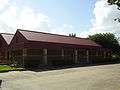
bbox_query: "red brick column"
[23,48,27,67]
[86,50,89,63]
[75,50,78,64]
[61,49,64,59]
[44,48,47,65]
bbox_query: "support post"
[23,48,27,67]
[86,50,89,63]
[75,50,78,64]
[9,50,11,65]
[96,51,98,59]
[44,48,47,65]
[104,51,106,58]
[109,51,112,58]
[96,51,98,56]
[5,51,7,64]
[61,49,64,59]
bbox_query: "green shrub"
[112,57,120,62]
[91,57,120,63]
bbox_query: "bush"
[52,59,75,66]
[91,58,120,63]
[112,57,120,62]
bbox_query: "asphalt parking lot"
[0,63,120,90]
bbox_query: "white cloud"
[51,24,74,35]
[79,0,120,38]
[63,24,73,29]
[51,28,65,35]
[18,6,50,32]
[50,24,73,35]
[0,0,74,36]
[0,0,10,11]
[0,0,51,33]
[0,0,72,36]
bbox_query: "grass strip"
[0,65,24,71]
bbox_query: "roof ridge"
[17,29,89,40]
[0,33,14,35]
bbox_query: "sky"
[0,0,120,38]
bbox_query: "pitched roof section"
[18,29,101,47]
[1,33,14,45]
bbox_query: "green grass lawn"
[0,65,24,71]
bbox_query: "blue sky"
[0,0,120,37]
[15,0,97,32]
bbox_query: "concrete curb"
[0,69,26,73]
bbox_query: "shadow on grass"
[27,61,120,72]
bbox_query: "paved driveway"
[0,63,120,90]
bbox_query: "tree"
[107,0,120,22]
[69,33,76,37]
[108,0,120,9]
[88,33,120,55]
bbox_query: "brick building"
[0,29,111,67]
[0,33,14,64]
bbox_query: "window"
[16,37,19,43]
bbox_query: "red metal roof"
[18,29,101,47]
[1,33,14,45]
